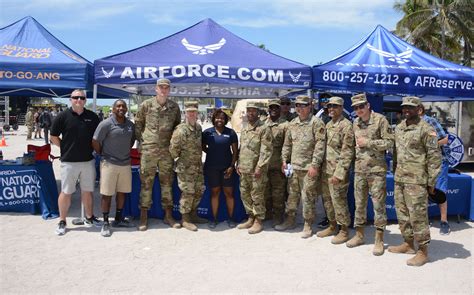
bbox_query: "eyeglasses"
[280,102,291,106]
[71,96,86,100]
[295,103,309,108]
[326,104,340,109]
[353,103,366,111]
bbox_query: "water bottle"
[284,163,293,177]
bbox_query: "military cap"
[351,93,368,107]
[295,95,311,105]
[280,97,291,103]
[184,101,198,111]
[268,99,281,107]
[328,96,344,106]
[246,101,259,109]
[156,78,171,86]
[401,96,421,107]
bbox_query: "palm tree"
[394,0,473,66]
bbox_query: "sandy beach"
[0,126,472,294]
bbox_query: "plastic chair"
[27,144,60,162]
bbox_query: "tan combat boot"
[272,211,284,228]
[190,210,208,224]
[248,218,264,234]
[316,221,337,238]
[407,245,429,266]
[181,213,198,231]
[301,219,313,239]
[164,208,181,229]
[331,225,349,244]
[372,229,385,256]
[387,239,416,254]
[346,227,365,248]
[274,215,296,231]
[138,208,148,231]
[237,216,255,229]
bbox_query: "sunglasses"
[326,104,340,109]
[280,102,291,106]
[353,103,366,111]
[71,96,86,100]
[295,103,309,108]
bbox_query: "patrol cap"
[246,101,259,109]
[184,101,198,111]
[328,96,344,106]
[295,95,311,105]
[280,97,291,105]
[268,99,281,107]
[351,93,368,107]
[401,96,421,107]
[156,78,171,86]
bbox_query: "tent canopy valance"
[312,25,474,100]
[94,18,311,98]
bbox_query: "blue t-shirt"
[202,126,238,170]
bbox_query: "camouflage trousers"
[139,150,174,210]
[264,168,287,218]
[177,171,204,214]
[321,173,350,226]
[394,182,430,246]
[354,172,387,230]
[240,172,267,220]
[26,125,33,139]
[286,170,319,221]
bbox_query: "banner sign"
[0,168,41,214]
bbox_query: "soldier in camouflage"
[388,96,441,267]
[280,97,297,122]
[317,96,354,244]
[25,107,35,140]
[263,99,288,227]
[170,101,207,231]
[346,93,393,255]
[276,95,326,239]
[236,101,273,234]
[135,78,182,231]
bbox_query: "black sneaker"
[101,222,111,237]
[208,220,218,229]
[227,219,237,228]
[112,218,135,228]
[440,221,451,235]
[317,217,329,229]
[55,220,67,235]
[84,215,103,227]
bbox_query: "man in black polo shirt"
[50,89,101,235]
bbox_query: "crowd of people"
[48,78,449,267]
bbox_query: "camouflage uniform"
[322,112,354,227]
[170,119,204,215]
[135,96,181,210]
[238,117,273,220]
[25,109,35,139]
[281,112,297,122]
[281,114,326,221]
[353,111,393,230]
[264,115,288,219]
[394,117,441,247]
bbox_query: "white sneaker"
[55,220,66,235]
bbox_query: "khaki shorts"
[60,160,96,194]
[100,160,132,196]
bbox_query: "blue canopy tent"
[0,16,130,100]
[312,25,474,100]
[94,18,311,98]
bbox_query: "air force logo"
[181,38,226,55]
[289,71,302,83]
[101,67,115,78]
[366,44,413,64]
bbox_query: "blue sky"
[1,0,402,66]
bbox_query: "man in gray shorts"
[92,99,136,237]
[50,89,101,235]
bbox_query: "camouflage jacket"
[282,114,326,171]
[353,111,393,173]
[394,119,441,186]
[135,97,181,150]
[281,112,297,122]
[25,111,34,126]
[238,119,273,174]
[323,116,355,180]
[169,122,202,174]
[265,116,288,170]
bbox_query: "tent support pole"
[93,84,98,112]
